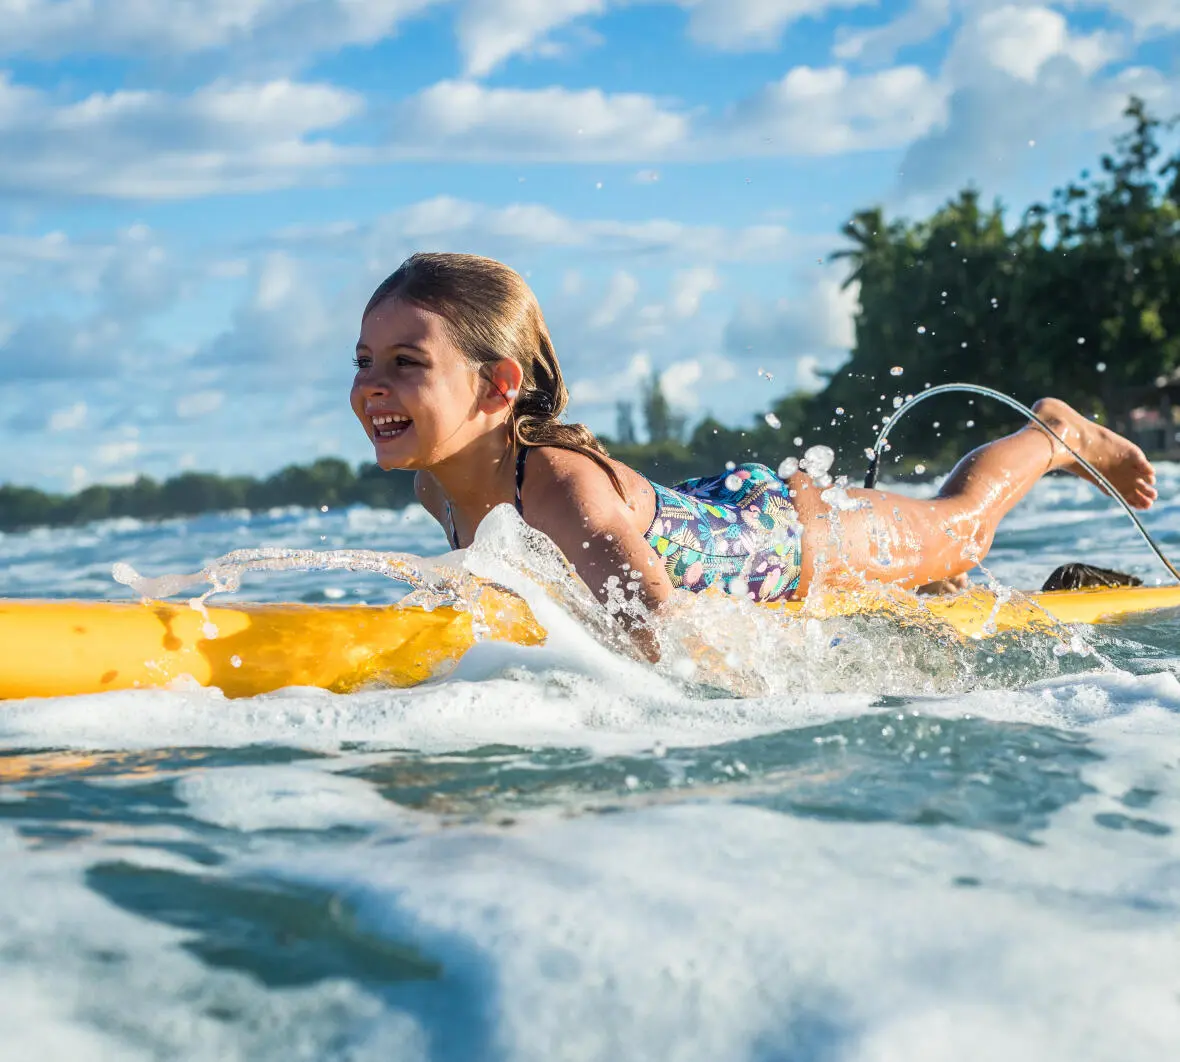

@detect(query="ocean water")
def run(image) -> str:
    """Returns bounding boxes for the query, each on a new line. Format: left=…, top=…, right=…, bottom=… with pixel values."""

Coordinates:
left=2, top=469, right=1179, bottom=1061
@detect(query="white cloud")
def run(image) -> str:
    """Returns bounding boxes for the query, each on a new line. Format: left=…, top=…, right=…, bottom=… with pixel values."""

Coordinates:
left=96, top=438, right=140, bottom=465
left=1063, top=0, right=1180, bottom=39
left=176, top=391, right=225, bottom=419
left=719, top=64, right=949, bottom=156
left=723, top=273, right=857, bottom=390
left=0, top=223, right=200, bottom=394
left=0, top=231, right=76, bottom=270
left=590, top=271, right=640, bottom=328
left=822, top=278, right=859, bottom=350
left=896, top=4, right=1177, bottom=200
left=390, top=63, right=955, bottom=162
left=457, top=0, right=607, bottom=76
left=198, top=252, right=351, bottom=375
left=0, top=74, right=363, bottom=199
left=570, top=350, right=737, bottom=418
left=833, top=0, right=952, bottom=64
left=569, top=350, right=653, bottom=406
left=669, top=266, right=721, bottom=318
left=276, top=194, right=796, bottom=264
left=0, top=0, right=442, bottom=62
left=951, top=5, right=1122, bottom=83
left=48, top=402, right=88, bottom=432
left=660, top=358, right=705, bottom=409
left=677, top=0, right=876, bottom=52
left=391, top=81, right=688, bottom=162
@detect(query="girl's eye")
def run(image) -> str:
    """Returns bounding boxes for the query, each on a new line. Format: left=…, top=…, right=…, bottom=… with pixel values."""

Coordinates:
left=352, top=355, right=370, bottom=369
left=395, top=355, right=417, bottom=368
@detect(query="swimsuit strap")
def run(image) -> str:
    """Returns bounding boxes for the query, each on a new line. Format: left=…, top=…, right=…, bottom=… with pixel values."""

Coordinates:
left=444, top=447, right=529, bottom=550
left=514, top=446, right=528, bottom=515
left=444, top=500, right=460, bottom=550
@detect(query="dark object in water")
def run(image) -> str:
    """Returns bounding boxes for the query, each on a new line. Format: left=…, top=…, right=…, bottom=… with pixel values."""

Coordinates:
left=1041, top=563, right=1143, bottom=592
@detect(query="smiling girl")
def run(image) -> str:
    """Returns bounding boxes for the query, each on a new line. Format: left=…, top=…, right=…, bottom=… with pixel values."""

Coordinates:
left=351, top=253, right=1157, bottom=645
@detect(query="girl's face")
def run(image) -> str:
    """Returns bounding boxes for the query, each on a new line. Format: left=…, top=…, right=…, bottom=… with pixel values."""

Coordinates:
left=351, top=298, right=493, bottom=470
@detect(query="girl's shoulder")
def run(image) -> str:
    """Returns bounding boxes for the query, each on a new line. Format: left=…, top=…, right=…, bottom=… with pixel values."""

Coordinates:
left=519, top=445, right=654, bottom=521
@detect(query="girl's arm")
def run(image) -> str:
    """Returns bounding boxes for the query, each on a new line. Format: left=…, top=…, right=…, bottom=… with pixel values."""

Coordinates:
left=518, top=449, right=672, bottom=659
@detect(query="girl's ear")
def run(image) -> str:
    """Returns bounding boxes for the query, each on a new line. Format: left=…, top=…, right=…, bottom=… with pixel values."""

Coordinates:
left=478, top=358, right=524, bottom=414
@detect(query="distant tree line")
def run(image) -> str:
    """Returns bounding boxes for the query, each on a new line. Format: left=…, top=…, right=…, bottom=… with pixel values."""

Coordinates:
left=3, top=98, right=1176, bottom=531
left=0, top=460, right=416, bottom=533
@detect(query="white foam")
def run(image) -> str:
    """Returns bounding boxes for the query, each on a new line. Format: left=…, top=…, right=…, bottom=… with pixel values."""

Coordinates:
left=255, top=790, right=1180, bottom=1062
left=0, top=828, right=430, bottom=1061
left=175, top=764, right=421, bottom=833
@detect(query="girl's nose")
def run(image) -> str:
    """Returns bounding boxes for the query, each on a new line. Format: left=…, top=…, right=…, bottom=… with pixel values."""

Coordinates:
left=357, top=375, right=390, bottom=397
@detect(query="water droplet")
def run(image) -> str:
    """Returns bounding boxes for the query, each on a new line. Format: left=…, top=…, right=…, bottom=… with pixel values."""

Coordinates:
left=764, top=412, right=781, bottom=429
left=1096, top=361, right=1106, bottom=372
left=1077, top=337, right=1086, bottom=345
left=892, top=396, right=903, bottom=409
left=915, top=326, right=926, bottom=335
left=966, top=419, right=975, bottom=428
left=801, top=445, right=835, bottom=477
left=835, top=406, right=845, bottom=415
left=915, top=464, right=926, bottom=474
left=890, top=365, right=904, bottom=375
left=793, top=436, right=803, bottom=447
left=230, top=655, right=242, bottom=668
left=725, top=460, right=736, bottom=471
left=725, top=474, right=742, bottom=491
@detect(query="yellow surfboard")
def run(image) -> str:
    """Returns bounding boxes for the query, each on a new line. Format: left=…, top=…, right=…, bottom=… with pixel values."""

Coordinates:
left=1, top=584, right=1178, bottom=700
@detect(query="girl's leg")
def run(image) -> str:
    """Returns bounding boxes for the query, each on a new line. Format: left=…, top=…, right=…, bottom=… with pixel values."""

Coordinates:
left=792, top=398, right=1157, bottom=595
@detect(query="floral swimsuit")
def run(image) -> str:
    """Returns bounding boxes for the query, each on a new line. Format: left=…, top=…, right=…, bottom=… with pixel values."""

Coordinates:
left=643, top=463, right=803, bottom=602
left=447, top=452, right=804, bottom=603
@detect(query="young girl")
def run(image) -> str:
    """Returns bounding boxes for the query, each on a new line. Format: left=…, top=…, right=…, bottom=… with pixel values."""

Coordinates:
left=351, top=253, right=1157, bottom=637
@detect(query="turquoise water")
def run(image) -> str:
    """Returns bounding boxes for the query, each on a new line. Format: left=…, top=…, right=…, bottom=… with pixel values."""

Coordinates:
left=1, top=471, right=1179, bottom=1061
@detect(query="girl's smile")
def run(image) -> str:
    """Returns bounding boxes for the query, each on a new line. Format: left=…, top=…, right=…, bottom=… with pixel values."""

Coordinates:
left=369, top=412, right=412, bottom=443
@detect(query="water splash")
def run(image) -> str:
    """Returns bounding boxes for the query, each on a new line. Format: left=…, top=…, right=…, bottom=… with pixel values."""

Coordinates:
left=113, top=546, right=480, bottom=611
left=105, top=505, right=1099, bottom=702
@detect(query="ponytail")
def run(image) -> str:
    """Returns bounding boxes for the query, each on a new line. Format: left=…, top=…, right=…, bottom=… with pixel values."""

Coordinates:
left=510, top=332, right=626, bottom=499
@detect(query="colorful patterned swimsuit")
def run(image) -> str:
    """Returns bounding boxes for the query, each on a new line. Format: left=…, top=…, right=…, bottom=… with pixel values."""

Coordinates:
left=643, top=463, right=803, bottom=602
left=445, top=452, right=804, bottom=604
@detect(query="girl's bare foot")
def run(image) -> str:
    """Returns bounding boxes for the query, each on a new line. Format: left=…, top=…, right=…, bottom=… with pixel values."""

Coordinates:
left=1031, top=398, right=1158, bottom=510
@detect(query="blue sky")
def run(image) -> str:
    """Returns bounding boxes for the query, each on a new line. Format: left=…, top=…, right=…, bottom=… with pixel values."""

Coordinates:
left=1, top=0, right=1177, bottom=491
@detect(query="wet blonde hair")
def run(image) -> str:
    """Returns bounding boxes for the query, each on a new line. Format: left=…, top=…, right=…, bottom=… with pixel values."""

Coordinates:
left=364, top=252, right=624, bottom=497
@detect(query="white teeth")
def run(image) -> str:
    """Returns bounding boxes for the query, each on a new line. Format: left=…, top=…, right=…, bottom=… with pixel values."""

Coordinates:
left=372, top=414, right=410, bottom=427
